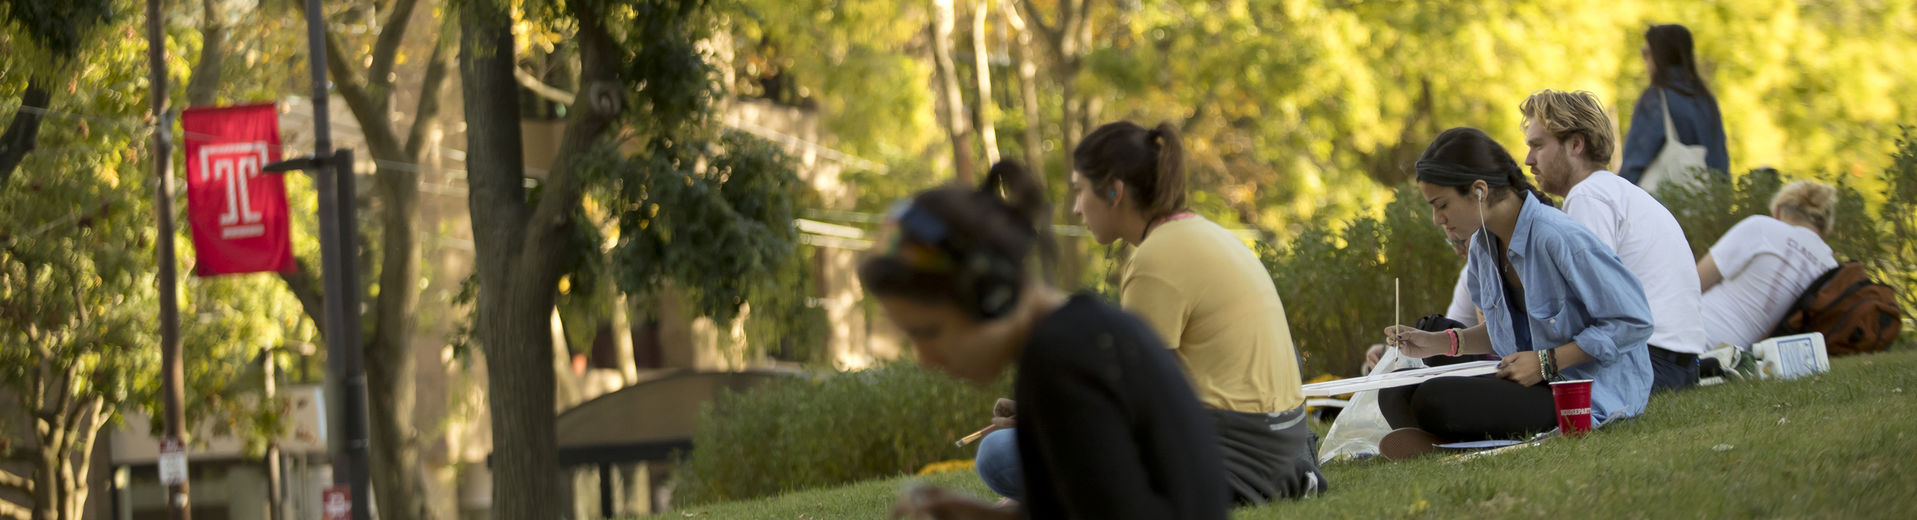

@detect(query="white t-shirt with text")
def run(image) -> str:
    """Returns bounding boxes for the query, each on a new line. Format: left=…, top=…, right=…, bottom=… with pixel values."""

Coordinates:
left=1701, top=215, right=1838, bottom=348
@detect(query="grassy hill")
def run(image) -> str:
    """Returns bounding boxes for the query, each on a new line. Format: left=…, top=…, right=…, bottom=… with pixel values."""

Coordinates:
left=652, top=347, right=1917, bottom=519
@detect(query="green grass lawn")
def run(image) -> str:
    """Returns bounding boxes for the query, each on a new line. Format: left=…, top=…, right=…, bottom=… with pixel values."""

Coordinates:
left=654, top=348, right=1917, bottom=519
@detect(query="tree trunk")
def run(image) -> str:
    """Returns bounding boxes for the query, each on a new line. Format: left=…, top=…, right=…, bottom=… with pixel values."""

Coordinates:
left=461, top=0, right=628, bottom=515
left=303, top=1, right=447, bottom=517
left=0, top=79, right=51, bottom=189
left=184, top=0, right=226, bottom=107
left=931, top=0, right=976, bottom=182
left=971, top=0, right=1000, bottom=165
left=365, top=159, right=428, bottom=520
left=460, top=0, right=558, bottom=516
left=609, top=287, right=640, bottom=384
left=1005, top=0, right=1044, bottom=183
left=20, top=383, right=104, bottom=520
left=1002, top=0, right=1076, bottom=285
left=550, top=309, right=581, bottom=408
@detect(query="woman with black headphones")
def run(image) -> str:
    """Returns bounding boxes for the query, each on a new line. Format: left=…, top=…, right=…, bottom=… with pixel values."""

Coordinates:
left=871, top=161, right=1226, bottom=520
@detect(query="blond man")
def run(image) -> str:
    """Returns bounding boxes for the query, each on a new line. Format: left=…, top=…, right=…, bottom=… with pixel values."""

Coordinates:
left=1521, top=89, right=1707, bottom=391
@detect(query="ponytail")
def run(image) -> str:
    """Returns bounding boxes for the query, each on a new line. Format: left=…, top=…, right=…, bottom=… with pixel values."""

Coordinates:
left=982, top=160, right=1058, bottom=272
left=1075, top=120, right=1190, bottom=220
left=1148, top=123, right=1188, bottom=218
left=858, top=160, right=1057, bottom=304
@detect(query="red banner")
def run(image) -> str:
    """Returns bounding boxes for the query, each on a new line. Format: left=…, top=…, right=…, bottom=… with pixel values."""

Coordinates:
left=182, top=104, right=296, bottom=276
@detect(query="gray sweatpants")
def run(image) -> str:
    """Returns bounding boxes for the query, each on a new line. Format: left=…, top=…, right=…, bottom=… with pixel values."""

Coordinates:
left=1210, top=406, right=1328, bottom=505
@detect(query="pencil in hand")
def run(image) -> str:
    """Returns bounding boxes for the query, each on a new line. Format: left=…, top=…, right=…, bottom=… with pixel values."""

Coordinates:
left=955, top=425, right=997, bottom=447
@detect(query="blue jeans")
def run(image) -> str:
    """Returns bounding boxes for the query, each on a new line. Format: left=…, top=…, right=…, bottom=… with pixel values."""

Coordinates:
left=974, top=428, right=1022, bottom=500
left=1649, top=348, right=1699, bottom=392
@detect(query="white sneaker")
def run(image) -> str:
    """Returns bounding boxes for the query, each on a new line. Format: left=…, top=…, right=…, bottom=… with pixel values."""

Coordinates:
left=1698, top=344, right=1753, bottom=382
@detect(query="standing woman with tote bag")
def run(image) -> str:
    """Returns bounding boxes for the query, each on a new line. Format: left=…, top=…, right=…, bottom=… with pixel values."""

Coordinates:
left=1619, top=24, right=1730, bottom=194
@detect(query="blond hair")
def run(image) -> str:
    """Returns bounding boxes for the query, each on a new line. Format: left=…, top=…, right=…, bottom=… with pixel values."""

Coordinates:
left=1520, top=89, right=1616, bottom=166
left=1770, top=180, right=1839, bottom=236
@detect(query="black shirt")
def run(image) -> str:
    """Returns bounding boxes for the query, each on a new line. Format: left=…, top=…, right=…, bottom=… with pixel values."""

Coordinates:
left=1013, top=293, right=1228, bottom=520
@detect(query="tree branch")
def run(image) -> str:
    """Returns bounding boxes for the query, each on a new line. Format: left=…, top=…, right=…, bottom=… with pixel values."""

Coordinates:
left=0, top=497, right=29, bottom=520
left=520, top=2, right=623, bottom=267
left=278, top=257, right=327, bottom=342
left=57, top=360, right=82, bottom=429
left=367, top=0, right=422, bottom=91
left=403, top=41, right=452, bottom=160
left=185, top=0, right=227, bottom=107
left=513, top=67, right=576, bottom=106
left=0, top=79, right=52, bottom=189
left=63, top=397, right=105, bottom=518
left=1015, top=0, right=1061, bottom=59
left=1064, top=0, right=1090, bottom=58
left=323, top=31, right=407, bottom=159
left=0, top=468, right=31, bottom=494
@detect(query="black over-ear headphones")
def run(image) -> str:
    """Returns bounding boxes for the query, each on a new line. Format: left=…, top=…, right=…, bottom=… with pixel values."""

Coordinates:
left=890, top=202, right=1024, bottom=319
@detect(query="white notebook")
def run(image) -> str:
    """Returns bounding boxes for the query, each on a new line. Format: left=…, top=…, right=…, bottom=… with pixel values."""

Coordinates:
left=1302, top=360, right=1500, bottom=397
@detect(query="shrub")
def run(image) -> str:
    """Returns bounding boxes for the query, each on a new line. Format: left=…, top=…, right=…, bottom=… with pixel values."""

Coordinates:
left=1261, top=184, right=1462, bottom=378
left=674, top=363, right=1011, bottom=505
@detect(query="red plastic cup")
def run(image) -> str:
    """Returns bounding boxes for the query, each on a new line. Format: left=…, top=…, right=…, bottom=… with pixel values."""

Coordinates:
left=1550, top=379, right=1595, bottom=437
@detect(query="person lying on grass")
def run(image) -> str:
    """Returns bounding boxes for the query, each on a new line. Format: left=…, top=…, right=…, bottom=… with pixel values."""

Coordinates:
left=1378, top=127, right=1655, bottom=459
left=869, top=161, right=1226, bottom=520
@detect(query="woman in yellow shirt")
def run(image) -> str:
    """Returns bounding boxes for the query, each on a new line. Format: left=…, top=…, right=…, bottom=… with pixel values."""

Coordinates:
left=974, top=121, right=1324, bottom=506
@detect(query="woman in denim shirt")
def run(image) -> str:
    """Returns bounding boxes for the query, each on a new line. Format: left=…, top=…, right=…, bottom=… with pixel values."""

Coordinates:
left=1379, top=128, right=1655, bottom=458
left=1619, top=24, right=1729, bottom=184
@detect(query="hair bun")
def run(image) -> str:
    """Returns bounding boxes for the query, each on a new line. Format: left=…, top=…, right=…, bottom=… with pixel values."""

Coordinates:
left=1771, top=180, right=1839, bottom=234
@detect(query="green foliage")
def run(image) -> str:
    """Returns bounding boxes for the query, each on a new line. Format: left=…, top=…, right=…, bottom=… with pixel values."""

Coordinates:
left=595, top=129, right=805, bottom=333
left=725, top=0, right=1917, bottom=250
left=1259, top=184, right=1462, bottom=377
left=0, top=0, right=118, bottom=65
left=725, top=0, right=937, bottom=160
left=1, top=0, right=312, bottom=468
left=1655, top=167, right=1788, bottom=258
left=1874, top=129, right=1917, bottom=333
left=673, top=364, right=1011, bottom=506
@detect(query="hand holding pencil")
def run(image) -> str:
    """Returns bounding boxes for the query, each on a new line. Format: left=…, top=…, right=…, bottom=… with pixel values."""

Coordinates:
left=956, top=398, right=1018, bottom=447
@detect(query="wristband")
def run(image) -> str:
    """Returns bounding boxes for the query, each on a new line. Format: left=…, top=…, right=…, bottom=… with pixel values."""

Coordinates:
left=1538, top=349, right=1557, bottom=381
left=1445, top=329, right=1460, bottom=357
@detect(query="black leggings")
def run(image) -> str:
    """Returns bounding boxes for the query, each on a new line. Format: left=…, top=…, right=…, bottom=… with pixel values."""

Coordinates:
left=1379, top=375, right=1556, bottom=442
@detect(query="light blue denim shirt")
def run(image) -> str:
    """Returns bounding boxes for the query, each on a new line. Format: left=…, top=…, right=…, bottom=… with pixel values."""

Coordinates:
left=1467, top=193, right=1654, bottom=424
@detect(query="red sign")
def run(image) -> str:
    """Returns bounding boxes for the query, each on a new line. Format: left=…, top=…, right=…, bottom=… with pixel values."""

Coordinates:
left=322, top=486, right=351, bottom=520
left=182, top=104, right=296, bottom=276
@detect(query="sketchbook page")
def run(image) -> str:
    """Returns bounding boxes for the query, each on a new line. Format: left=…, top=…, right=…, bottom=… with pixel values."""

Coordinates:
left=1301, top=360, right=1500, bottom=396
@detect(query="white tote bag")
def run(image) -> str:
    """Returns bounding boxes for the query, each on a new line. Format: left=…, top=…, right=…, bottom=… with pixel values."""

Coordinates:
left=1638, top=88, right=1710, bottom=195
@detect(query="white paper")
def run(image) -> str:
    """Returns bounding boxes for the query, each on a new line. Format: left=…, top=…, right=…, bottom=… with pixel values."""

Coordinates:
left=1436, top=439, right=1522, bottom=449
left=1302, top=360, right=1500, bottom=396
left=157, top=439, right=188, bottom=485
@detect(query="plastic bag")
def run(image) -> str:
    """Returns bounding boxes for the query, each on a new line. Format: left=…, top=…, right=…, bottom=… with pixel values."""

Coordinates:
left=1316, top=348, right=1424, bottom=464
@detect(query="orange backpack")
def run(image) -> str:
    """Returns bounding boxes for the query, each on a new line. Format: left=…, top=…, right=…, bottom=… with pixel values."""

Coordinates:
left=1768, top=262, right=1905, bottom=356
